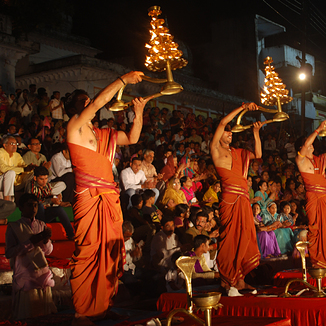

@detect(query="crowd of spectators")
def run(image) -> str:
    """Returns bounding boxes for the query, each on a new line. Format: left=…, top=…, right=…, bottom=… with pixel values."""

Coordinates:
left=1, top=82, right=326, bottom=301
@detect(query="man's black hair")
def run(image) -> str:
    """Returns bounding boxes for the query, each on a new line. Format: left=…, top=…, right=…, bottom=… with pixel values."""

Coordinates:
left=18, top=193, right=38, bottom=210
left=34, top=166, right=49, bottom=177
left=142, top=189, right=155, bottom=203
left=295, top=136, right=306, bottom=153
left=194, top=234, right=210, bottom=250
left=161, top=215, right=174, bottom=227
left=131, top=194, right=143, bottom=207
left=196, top=211, right=209, bottom=221
left=65, top=89, right=89, bottom=118
left=131, top=156, right=142, bottom=164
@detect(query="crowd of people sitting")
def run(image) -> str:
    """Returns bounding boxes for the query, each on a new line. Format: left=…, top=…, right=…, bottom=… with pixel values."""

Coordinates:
left=1, top=83, right=325, bottom=301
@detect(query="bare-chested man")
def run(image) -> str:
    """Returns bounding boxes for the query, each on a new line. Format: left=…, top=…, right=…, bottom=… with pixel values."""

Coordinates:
left=295, top=120, right=326, bottom=269
left=210, top=103, right=263, bottom=296
left=66, top=71, right=152, bottom=325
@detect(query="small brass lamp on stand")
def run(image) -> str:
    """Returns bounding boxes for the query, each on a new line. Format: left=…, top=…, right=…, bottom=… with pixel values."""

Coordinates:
left=110, top=6, right=187, bottom=111
left=280, top=241, right=326, bottom=298
left=166, top=256, right=222, bottom=326
left=232, top=56, right=291, bottom=133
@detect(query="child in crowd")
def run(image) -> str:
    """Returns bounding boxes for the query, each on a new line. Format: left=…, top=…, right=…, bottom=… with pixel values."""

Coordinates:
left=274, top=201, right=295, bottom=254
left=5, top=193, right=57, bottom=320
left=127, top=194, right=148, bottom=228
left=142, top=189, right=163, bottom=224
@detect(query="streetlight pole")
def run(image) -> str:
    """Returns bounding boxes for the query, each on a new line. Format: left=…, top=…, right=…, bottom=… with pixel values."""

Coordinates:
left=301, top=0, right=307, bottom=136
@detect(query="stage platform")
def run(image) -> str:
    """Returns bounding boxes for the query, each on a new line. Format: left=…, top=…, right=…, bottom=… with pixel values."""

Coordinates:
left=157, top=286, right=326, bottom=326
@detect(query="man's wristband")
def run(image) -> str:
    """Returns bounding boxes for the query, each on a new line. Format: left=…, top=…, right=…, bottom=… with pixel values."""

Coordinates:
left=315, top=130, right=319, bottom=135
left=118, top=76, right=126, bottom=85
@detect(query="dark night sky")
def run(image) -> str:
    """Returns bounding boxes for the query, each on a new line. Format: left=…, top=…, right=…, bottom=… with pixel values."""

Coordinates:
left=69, top=0, right=326, bottom=67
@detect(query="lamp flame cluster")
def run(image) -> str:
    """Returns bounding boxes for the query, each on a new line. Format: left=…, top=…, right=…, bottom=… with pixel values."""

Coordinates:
left=145, top=6, right=188, bottom=72
left=261, top=56, right=292, bottom=106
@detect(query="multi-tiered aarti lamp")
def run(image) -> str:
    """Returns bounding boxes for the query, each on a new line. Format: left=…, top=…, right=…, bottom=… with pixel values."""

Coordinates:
left=110, top=6, right=188, bottom=111
left=232, top=56, right=291, bottom=133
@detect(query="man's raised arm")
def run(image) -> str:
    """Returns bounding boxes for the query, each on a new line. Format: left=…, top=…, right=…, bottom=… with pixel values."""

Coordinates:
left=300, top=121, right=326, bottom=157
left=117, top=96, right=154, bottom=146
left=250, top=121, right=264, bottom=160
left=210, top=103, right=259, bottom=152
left=69, top=71, right=144, bottom=132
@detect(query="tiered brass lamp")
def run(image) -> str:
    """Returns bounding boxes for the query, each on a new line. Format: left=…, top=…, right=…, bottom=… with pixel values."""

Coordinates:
left=110, top=6, right=187, bottom=111
left=232, top=56, right=291, bottom=133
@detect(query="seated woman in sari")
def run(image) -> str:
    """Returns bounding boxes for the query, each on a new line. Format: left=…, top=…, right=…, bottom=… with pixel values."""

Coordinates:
left=289, top=199, right=308, bottom=242
left=203, top=180, right=220, bottom=207
left=255, top=180, right=276, bottom=216
left=160, top=155, right=184, bottom=184
left=162, top=177, right=187, bottom=209
left=173, top=204, right=190, bottom=244
left=248, top=176, right=262, bottom=205
left=282, top=177, right=297, bottom=202
left=262, top=202, right=294, bottom=255
left=276, top=201, right=296, bottom=252
left=248, top=159, right=261, bottom=177
left=252, top=203, right=281, bottom=258
left=180, top=176, right=200, bottom=206
left=179, top=156, right=203, bottom=192
left=294, top=182, right=305, bottom=201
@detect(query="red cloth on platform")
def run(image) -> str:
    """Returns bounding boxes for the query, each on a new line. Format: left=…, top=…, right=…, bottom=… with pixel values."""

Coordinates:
left=68, top=128, right=125, bottom=317
left=216, top=148, right=260, bottom=286
left=157, top=291, right=325, bottom=326
left=274, top=269, right=326, bottom=288
left=115, top=313, right=291, bottom=326
left=301, top=154, right=326, bottom=268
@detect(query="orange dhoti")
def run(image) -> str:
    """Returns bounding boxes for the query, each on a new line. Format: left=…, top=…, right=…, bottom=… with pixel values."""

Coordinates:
left=68, top=128, right=125, bottom=317
left=216, top=148, right=260, bottom=287
left=301, top=155, right=326, bottom=268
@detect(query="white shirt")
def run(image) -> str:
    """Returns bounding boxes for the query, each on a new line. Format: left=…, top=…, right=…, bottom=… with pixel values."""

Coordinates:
left=20, top=102, right=32, bottom=117
left=49, top=152, right=72, bottom=181
left=127, top=110, right=135, bottom=124
left=120, top=167, right=146, bottom=191
left=50, top=98, right=63, bottom=120
left=124, top=238, right=137, bottom=274
left=99, top=106, right=115, bottom=121
left=150, top=230, right=180, bottom=272
left=201, top=140, right=210, bottom=154
left=284, top=142, right=296, bottom=159
left=264, top=139, right=276, bottom=152
left=174, top=134, right=184, bottom=142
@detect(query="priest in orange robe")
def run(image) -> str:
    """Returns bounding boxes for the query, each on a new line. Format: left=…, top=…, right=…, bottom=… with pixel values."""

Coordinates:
left=210, top=103, right=263, bottom=297
left=66, top=72, right=152, bottom=325
left=295, top=121, right=326, bottom=268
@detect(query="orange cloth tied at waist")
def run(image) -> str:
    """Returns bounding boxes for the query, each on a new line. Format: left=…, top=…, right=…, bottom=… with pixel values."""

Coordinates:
left=73, top=167, right=120, bottom=198
left=222, top=183, right=249, bottom=200
left=305, top=184, right=326, bottom=194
